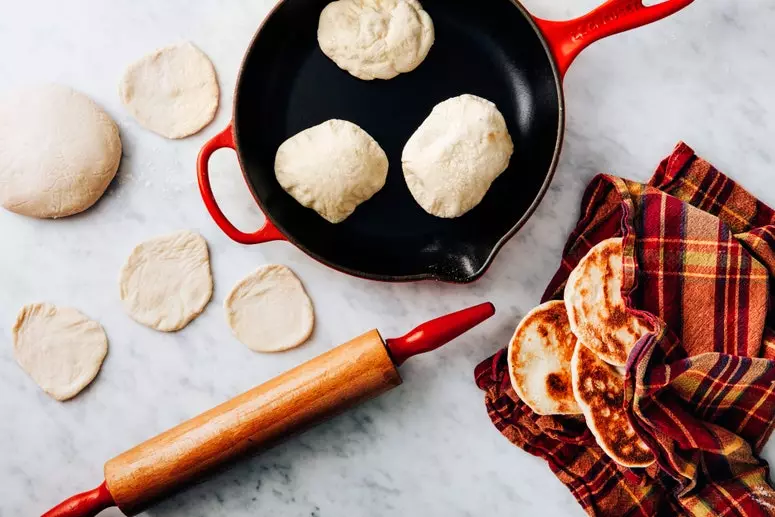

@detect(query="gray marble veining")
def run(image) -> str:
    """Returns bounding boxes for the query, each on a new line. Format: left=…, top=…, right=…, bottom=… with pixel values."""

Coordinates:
left=0, top=0, right=773, bottom=516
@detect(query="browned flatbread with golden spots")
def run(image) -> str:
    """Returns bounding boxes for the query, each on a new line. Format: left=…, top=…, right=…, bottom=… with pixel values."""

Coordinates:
left=571, top=343, right=654, bottom=467
left=507, top=301, right=581, bottom=415
left=564, top=238, right=650, bottom=366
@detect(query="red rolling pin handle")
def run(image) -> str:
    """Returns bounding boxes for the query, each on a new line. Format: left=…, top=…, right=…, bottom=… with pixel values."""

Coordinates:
left=41, top=481, right=114, bottom=517
left=386, top=302, right=495, bottom=366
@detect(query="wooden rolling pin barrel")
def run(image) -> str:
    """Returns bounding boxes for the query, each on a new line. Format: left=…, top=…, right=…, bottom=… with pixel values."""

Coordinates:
left=43, top=302, right=495, bottom=517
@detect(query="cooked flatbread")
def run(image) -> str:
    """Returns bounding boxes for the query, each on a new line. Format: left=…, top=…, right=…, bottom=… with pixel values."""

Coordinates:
left=571, top=343, right=654, bottom=468
left=564, top=238, right=650, bottom=366
left=507, top=301, right=581, bottom=415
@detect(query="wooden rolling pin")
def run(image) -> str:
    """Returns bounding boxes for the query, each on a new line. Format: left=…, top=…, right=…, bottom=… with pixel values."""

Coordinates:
left=43, top=302, right=495, bottom=517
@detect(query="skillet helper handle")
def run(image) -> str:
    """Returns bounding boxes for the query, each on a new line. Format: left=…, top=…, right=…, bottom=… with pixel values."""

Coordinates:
left=197, top=123, right=286, bottom=244
left=104, top=330, right=401, bottom=516
left=534, top=0, right=694, bottom=77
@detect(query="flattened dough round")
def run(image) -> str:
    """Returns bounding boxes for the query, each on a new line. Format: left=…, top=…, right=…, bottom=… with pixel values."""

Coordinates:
left=507, top=301, right=581, bottom=416
left=119, top=230, right=213, bottom=332
left=0, top=84, right=121, bottom=218
left=318, top=0, right=434, bottom=80
left=119, top=42, right=219, bottom=139
left=402, top=94, right=514, bottom=218
left=564, top=238, right=650, bottom=366
left=224, top=265, right=314, bottom=352
left=275, top=119, right=388, bottom=223
left=13, top=303, right=108, bottom=401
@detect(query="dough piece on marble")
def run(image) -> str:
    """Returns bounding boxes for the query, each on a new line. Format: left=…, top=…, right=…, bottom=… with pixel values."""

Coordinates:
left=402, top=94, right=514, bottom=218
left=318, top=0, right=434, bottom=80
left=13, top=303, right=108, bottom=401
left=275, top=119, right=388, bottom=223
left=0, top=84, right=121, bottom=218
left=507, top=301, right=581, bottom=416
left=119, top=42, right=219, bottom=139
left=224, top=265, right=314, bottom=352
left=564, top=238, right=650, bottom=366
left=119, top=230, right=213, bottom=332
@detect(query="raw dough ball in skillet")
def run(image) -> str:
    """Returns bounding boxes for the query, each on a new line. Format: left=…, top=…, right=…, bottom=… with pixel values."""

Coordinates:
left=0, top=84, right=121, bottom=218
left=119, top=230, right=213, bottom=332
left=402, top=94, right=514, bottom=218
left=224, top=265, right=315, bottom=353
left=13, top=303, right=108, bottom=401
left=119, top=41, right=219, bottom=139
left=275, top=119, right=388, bottom=223
left=318, top=0, right=435, bottom=80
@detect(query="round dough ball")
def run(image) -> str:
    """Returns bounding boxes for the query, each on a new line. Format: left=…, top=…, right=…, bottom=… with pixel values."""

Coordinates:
left=318, top=0, right=434, bottom=80
left=119, top=230, right=213, bottom=332
left=224, top=265, right=314, bottom=353
left=402, top=94, right=514, bottom=218
left=0, top=84, right=121, bottom=218
left=13, top=303, right=108, bottom=401
left=275, top=119, right=388, bottom=223
left=119, top=42, right=219, bottom=139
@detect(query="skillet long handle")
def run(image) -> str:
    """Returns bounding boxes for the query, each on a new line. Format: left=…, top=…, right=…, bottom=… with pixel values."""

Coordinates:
left=532, top=0, right=695, bottom=78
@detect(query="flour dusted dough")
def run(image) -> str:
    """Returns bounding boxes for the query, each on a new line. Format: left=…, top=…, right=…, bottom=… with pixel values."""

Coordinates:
left=119, top=230, right=213, bottom=332
left=119, top=42, right=219, bottom=139
left=318, top=0, right=434, bottom=80
left=275, top=119, right=388, bottom=223
left=402, top=94, right=514, bottom=218
left=224, top=265, right=314, bottom=352
left=13, top=304, right=108, bottom=401
left=0, top=84, right=121, bottom=218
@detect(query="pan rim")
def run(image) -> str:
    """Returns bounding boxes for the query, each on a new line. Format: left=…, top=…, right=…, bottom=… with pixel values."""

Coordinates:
left=231, top=0, right=565, bottom=283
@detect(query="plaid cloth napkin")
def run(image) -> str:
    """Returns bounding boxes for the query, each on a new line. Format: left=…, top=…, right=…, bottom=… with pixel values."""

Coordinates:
left=475, top=142, right=775, bottom=516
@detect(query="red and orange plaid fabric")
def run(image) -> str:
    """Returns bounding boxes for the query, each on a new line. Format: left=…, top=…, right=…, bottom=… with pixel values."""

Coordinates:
left=475, top=142, right=775, bottom=516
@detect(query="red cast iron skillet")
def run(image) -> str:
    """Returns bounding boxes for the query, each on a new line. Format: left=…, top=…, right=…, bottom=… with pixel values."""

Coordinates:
left=198, top=0, right=693, bottom=283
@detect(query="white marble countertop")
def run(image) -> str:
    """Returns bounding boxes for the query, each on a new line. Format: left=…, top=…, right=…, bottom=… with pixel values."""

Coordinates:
left=1, top=1, right=774, bottom=515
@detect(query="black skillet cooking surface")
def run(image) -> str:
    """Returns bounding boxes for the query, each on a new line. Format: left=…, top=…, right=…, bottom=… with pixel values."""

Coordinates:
left=198, top=0, right=694, bottom=282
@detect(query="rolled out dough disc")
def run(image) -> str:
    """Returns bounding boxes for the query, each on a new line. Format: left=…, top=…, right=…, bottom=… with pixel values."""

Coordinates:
left=119, top=41, right=219, bottom=139
left=119, top=230, right=213, bottom=332
left=224, top=264, right=315, bottom=352
left=13, top=303, right=108, bottom=401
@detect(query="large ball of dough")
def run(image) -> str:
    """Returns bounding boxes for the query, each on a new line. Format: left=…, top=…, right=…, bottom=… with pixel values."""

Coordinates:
left=402, top=94, right=514, bottom=218
left=318, top=0, right=435, bottom=80
left=0, top=84, right=121, bottom=218
left=275, top=119, right=388, bottom=223
left=119, top=42, right=219, bottom=139
left=13, top=303, right=108, bottom=401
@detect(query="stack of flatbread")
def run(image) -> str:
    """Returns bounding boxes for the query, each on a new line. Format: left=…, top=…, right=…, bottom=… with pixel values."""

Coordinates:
left=507, top=238, right=654, bottom=468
